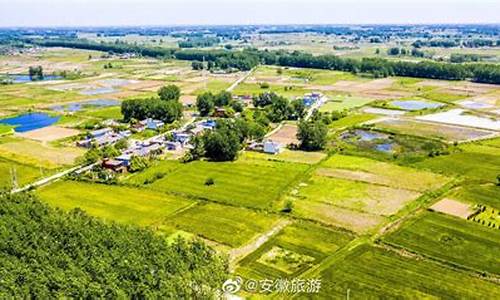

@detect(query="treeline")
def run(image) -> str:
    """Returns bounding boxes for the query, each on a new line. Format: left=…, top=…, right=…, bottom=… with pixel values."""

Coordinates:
left=178, top=36, right=220, bottom=48
left=26, top=38, right=500, bottom=83
left=121, top=85, right=183, bottom=123
left=413, top=39, right=500, bottom=48
left=0, top=192, right=228, bottom=298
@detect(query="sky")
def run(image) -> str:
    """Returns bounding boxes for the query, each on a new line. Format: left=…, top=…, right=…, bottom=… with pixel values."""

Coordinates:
left=0, top=0, right=498, bottom=27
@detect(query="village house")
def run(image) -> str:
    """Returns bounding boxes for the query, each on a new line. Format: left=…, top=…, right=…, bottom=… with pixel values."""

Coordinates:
left=263, top=140, right=282, bottom=154
left=102, top=159, right=127, bottom=173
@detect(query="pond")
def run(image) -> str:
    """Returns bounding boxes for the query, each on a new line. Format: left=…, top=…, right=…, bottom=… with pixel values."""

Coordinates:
left=354, top=129, right=388, bottom=141
left=0, top=113, right=60, bottom=132
left=391, top=100, right=444, bottom=111
left=374, top=143, right=395, bottom=153
left=0, top=74, right=62, bottom=83
left=51, top=99, right=120, bottom=112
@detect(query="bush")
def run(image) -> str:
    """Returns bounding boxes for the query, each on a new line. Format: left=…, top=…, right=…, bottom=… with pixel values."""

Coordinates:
left=205, top=177, right=215, bottom=186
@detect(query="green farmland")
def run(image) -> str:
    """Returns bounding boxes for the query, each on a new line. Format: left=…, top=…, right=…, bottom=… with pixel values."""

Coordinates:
left=145, top=156, right=309, bottom=209
left=37, top=181, right=194, bottom=226
left=316, top=245, right=500, bottom=299
left=384, top=211, right=500, bottom=275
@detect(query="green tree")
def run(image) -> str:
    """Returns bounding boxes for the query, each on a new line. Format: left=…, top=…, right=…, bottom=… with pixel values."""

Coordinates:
left=191, top=60, right=204, bottom=70
left=158, top=84, right=181, bottom=101
left=297, top=120, right=328, bottom=151
left=203, top=123, right=240, bottom=161
left=196, top=92, right=215, bottom=116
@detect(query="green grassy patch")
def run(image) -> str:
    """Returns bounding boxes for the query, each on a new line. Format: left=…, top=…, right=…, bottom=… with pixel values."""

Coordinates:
left=146, top=156, right=309, bottom=209
left=0, top=157, right=45, bottom=189
left=163, top=202, right=280, bottom=247
left=236, top=221, right=354, bottom=279
left=319, top=95, right=373, bottom=112
left=451, top=184, right=500, bottom=209
left=37, top=181, right=194, bottom=227
left=317, top=244, right=500, bottom=299
left=384, top=211, right=500, bottom=274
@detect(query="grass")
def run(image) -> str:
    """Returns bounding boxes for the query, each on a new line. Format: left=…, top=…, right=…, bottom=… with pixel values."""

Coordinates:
left=294, top=175, right=419, bottom=216
left=319, top=95, right=373, bottom=112
left=163, top=202, right=280, bottom=248
left=320, top=154, right=449, bottom=192
left=0, top=124, right=13, bottom=135
left=451, top=184, right=500, bottom=209
left=123, top=159, right=181, bottom=185
left=236, top=221, right=354, bottom=279
left=243, top=150, right=326, bottom=165
left=328, top=113, right=376, bottom=131
left=79, top=106, right=123, bottom=120
left=0, top=157, right=45, bottom=189
left=0, top=138, right=84, bottom=169
left=414, top=143, right=500, bottom=183
left=37, top=181, right=194, bottom=227
left=144, top=156, right=309, bottom=209
left=316, top=244, right=500, bottom=299
left=383, top=211, right=500, bottom=275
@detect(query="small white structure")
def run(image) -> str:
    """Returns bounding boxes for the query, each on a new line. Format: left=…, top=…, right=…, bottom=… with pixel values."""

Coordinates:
left=145, top=118, right=164, bottom=130
left=263, top=140, right=282, bottom=154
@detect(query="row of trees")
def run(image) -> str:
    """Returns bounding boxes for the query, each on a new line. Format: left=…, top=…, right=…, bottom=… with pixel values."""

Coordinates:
left=0, top=192, right=228, bottom=298
left=195, top=91, right=243, bottom=116
left=28, top=38, right=500, bottom=83
left=28, top=65, right=44, bottom=80
left=252, top=92, right=306, bottom=122
left=121, top=85, right=183, bottom=123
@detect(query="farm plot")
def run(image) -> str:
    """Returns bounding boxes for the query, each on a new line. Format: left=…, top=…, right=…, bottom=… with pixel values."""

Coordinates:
left=317, top=244, right=500, bottom=299
left=374, top=118, right=497, bottom=142
left=37, top=181, right=194, bottom=227
left=320, top=155, right=448, bottom=192
left=0, top=138, right=84, bottom=168
left=319, top=95, right=373, bottom=112
left=414, top=142, right=500, bottom=183
left=0, top=157, right=45, bottom=189
left=290, top=154, right=448, bottom=233
left=267, top=124, right=298, bottom=146
left=16, top=126, right=80, bottom=142
left=162, top=202, right=280, bottom=248
left=416, top=109, right=500, bottom=131
left=145, top=156, right=309, bottom=209
left=328, top=113, right=377, bottom=130
left=236, top=221, right=354, bottom=280
left=451, top=184, right=500, bottom=209
left=430, top=198, right=474, bottom=219
left=244, top=149, right=326, bottom=165
left=383, top=211, right=500, bottom=275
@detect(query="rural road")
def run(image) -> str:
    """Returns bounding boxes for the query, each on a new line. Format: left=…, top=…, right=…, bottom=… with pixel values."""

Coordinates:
left=228, top=219, right=292, bottom=270
left=226, top=68, right=255, bottom=92
left=11, top=162, right=97, bottom=194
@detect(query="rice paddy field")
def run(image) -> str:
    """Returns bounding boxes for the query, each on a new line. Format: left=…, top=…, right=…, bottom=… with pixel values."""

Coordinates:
left=315, top=244, right=500, bottom=299
left=383, top=211, right=500, bottom=275
left=2, top=46, right=500, bottom=298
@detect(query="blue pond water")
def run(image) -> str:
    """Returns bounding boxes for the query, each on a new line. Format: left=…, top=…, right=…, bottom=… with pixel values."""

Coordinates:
left=2, top=74, right=62, bottom=83
left=355, top=130, right=387, bottom=141
left=391, top=100, right=443, bottom=111
left=51, top=99, right=120, bottom=112
left=375, top=143, right=394, bottom=153
left=0, top=113, right=60, bottom=132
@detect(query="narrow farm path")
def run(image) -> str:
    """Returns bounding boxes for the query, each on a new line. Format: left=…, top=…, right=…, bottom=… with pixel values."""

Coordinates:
left=226, top=67, right=255, bottom=92
left=229, top=219, right=292, bottom=270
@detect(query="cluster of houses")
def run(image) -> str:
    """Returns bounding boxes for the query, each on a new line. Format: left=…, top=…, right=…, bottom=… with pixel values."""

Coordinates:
left=302, top=92, right=325, bottom=107
left=76, top=127, right=131, bottom=148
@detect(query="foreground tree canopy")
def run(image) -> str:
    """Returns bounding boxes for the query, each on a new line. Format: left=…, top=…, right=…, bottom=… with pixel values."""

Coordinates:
left=0, top=192, right=228, bottom=298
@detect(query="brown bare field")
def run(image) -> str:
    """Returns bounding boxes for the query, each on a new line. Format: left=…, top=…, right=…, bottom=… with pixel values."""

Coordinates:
left=0, top=139, right=84, bottom=168
left=439, top=82, right=498, bottom=96
left=375, top=118, right=497, bottom=142
left=180, top=95, right=196, bottom=106
left=16, top=126, right=80, bottom=142
left=430, top=198, right=474, bottom=219
left=467, top=93, right=500, bottom=106
left=294, top=200, right=385, bottom=233
left=267, top=124, right=298, bottom=145
left=415, top=80, right=453, bottom=88
left=360, top=89, right=411, bottom=100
